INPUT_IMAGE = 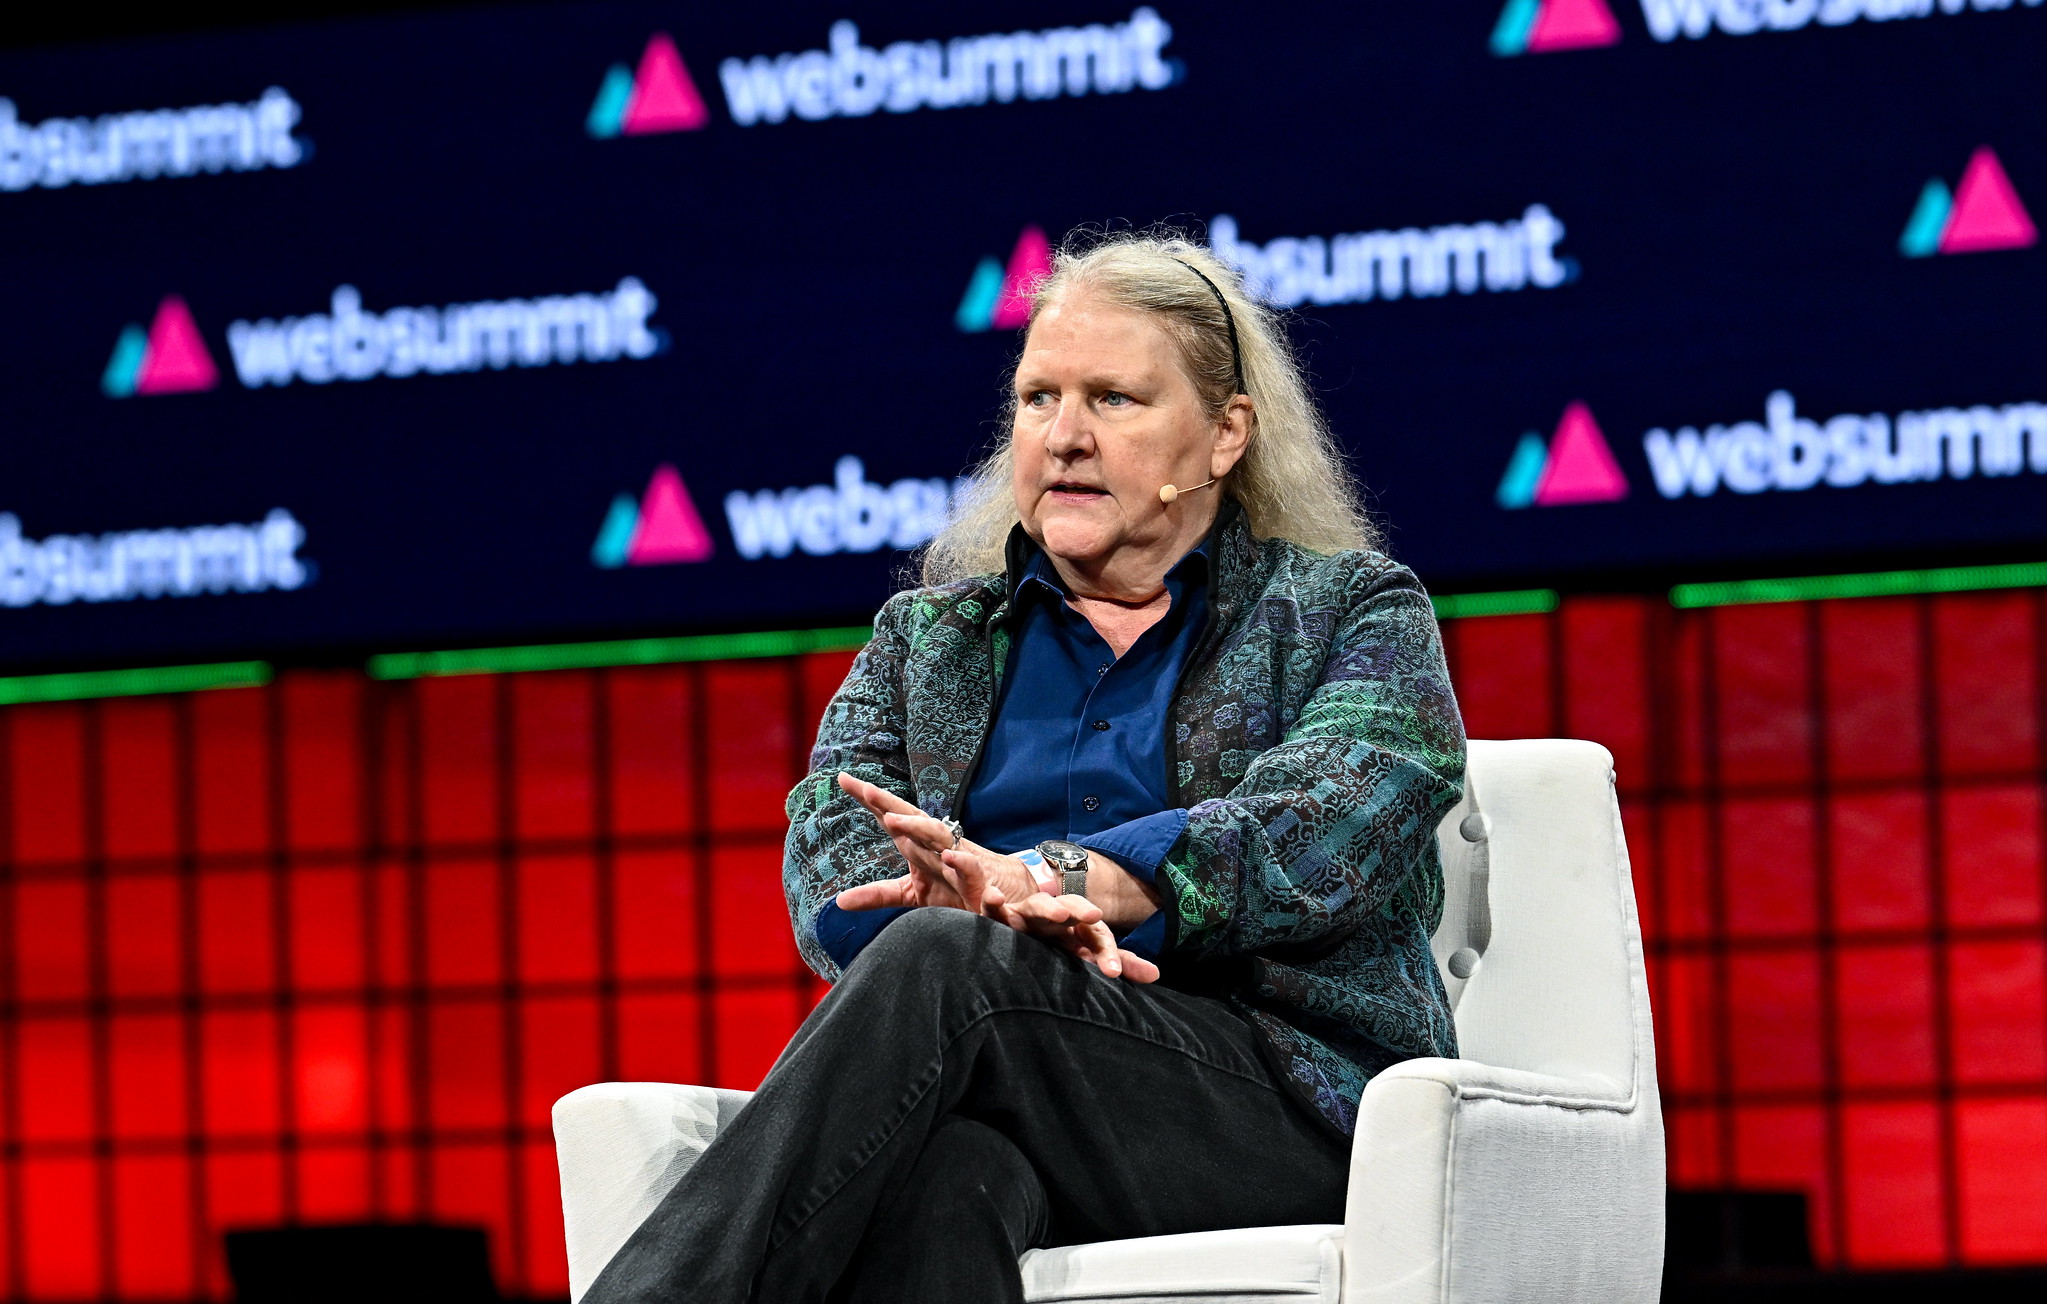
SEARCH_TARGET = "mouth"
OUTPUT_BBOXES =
[1047,481,1109,499]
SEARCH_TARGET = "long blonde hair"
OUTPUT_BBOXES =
[920,227,1377,585]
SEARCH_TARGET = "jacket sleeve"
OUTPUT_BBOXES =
[782,591,922,981]
[1159,564,1466,957]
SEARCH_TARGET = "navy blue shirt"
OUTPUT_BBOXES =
[813,542,1210,970]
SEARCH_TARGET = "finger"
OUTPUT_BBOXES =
[893,833,946,876]
[938,847,991,917]
[888,827,937,867]
[904,861,966,910]
[1116,950,1161,984]
[1016,896,1097,938]
[869,787,926,816]
[996,897,1070,935]
[1048,923,1111,973]
[884,827,953,867]
[837,773,925,828]
[837,772,891,818]
[1078,918,1123,977]
[837,771,882,805]
[901,846,962,899]
[838,772,924,817]
[1004,892,1073,925]
[1072,942,1123,978]
[882,811,958,854]
[835,876,913,912]
[1053,892,1105,925]
[994,900,1033,931]
[957,845,1024,919]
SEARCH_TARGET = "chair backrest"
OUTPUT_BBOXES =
[1430,739,1651,1090]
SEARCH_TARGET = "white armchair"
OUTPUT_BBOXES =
[553,739,1665,1302]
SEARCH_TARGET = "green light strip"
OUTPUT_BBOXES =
[367,625,875,680]
[0,660,272,706]
[1671,561,2047,609]
[1431,589,1560,620]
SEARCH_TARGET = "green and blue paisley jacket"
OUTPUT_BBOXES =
[782,505,1467,1135]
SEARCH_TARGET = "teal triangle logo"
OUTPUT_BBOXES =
[101,324,149,399]
[591,493,640,567]
[1491,0,1543,55]
[1899,179,1953,258]
[955,258,1005,333]
[587,65,636,139]
[1496,432,1549,509]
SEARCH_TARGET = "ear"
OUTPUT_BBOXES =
[1210,396,1254,480]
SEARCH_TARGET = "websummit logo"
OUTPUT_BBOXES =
[1490,0,1622,56]
[1900,146,2037,258]
[1496,402,1629,509]
[956,226,1054,333]
[587,34,711,138]
[592,464,716,567]
[102,296,219,398]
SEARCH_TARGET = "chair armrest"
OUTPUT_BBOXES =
[1366,1056,1637,1111]
[1342,1058,1663,1304]
[553,1082,754,1302]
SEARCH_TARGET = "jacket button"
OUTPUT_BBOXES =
[1082,796,1100,812]
[1093,720,1111,731]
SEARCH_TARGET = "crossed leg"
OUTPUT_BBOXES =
[584,908,1349,1304]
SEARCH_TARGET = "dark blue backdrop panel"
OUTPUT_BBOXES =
[0,1,2041,670]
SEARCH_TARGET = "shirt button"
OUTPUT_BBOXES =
[1097,664,1110,676]
[1082,795,1101,812]
[1093,720,1111,731]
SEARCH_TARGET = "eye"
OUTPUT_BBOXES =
[1024,390,1053,408]
[1101,391,1131,407]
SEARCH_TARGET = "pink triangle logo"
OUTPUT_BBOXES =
[133,296,218,395]
[1532,402,1628,505]
[1527,0,1622,53]
[1939,146,2037,255]
[626,464,715,564]
[622,33,709,134]
[989,226,1054,330]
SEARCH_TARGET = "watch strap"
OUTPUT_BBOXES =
[1061,868,1087,897]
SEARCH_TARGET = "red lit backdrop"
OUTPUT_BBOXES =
[3,591,2046,1298]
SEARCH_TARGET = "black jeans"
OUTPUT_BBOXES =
[584,908,1351,1303]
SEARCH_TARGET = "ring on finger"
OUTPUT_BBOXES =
[941,817,964,849]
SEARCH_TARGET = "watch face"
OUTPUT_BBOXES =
[1038,840,1089,871]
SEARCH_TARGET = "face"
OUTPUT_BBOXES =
[1011,289,1247,573]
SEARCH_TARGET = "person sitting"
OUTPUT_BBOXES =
[582,229,1466,1304]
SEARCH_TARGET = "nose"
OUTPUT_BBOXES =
[1042,396,1094,460]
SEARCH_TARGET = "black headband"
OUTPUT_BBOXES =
[1171,257,1247,396]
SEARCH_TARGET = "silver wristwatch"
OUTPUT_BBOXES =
[1036,840,1090,897]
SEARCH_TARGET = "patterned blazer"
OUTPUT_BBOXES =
[783,504,1467,1135]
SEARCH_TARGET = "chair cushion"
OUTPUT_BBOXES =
[1020,1224,1343,1303]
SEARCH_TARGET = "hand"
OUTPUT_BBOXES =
[831,773,1037,914]
[995,892,1161,984]
[936,841,1043,919]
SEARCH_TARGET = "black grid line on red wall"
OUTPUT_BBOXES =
[0,657,849,1300]
[1441,591,2047,1269]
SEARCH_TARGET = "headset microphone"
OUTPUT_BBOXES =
[1158,478,1217,504]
